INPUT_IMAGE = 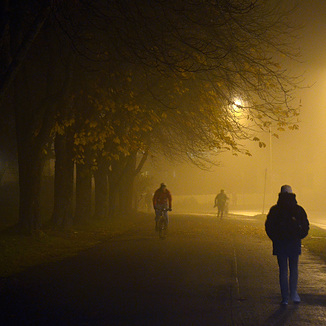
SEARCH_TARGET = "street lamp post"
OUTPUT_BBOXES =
[262,125,273,214]
[269,125,273,202]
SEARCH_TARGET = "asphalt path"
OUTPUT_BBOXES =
[0,214,325,325]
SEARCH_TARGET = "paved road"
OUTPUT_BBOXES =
[0,214,325,325]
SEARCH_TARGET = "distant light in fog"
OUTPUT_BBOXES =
[234,99,243,108]
[230,98,244,116]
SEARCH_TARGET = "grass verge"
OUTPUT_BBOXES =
[303,224,326,262]
[0,214,141,278]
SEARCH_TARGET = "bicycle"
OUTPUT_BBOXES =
[156,207,170,239]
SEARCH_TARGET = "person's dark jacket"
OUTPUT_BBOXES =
[153,188,172,209]
[265,193,309,256]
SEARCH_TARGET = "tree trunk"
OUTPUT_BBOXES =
[16,142,43,233]
[119,176,135,214]
[108,151,149,216]
[93,160,108,219]
[108,183,119,217]
[51,131,74,229]
[14,68,45,233]
[119,155,137,214]
[74,162,92,223]
[10,4,73,234]
[119,151,149,214]
[108,162,120,217]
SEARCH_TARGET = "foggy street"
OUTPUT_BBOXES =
[2,2,326,325]
[1,214,325,326]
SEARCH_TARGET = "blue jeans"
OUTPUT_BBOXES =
[155,205,169,226]
[277,254,299,301]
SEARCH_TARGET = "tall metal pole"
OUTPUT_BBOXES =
[263,126,273,214]
[269,125,273,202]
[262,168,267,214]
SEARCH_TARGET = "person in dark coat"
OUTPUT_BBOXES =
[265,185,309,305]
[214,189,228,219]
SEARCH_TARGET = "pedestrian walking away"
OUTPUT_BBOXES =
[265,185,309,305]
[214,189,228,219]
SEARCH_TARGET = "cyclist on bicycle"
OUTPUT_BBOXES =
[153,183,172,231]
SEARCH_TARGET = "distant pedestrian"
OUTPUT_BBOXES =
[265,185,309,305]
[214,189,228,219]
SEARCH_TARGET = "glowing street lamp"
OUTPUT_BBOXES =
[233,98,243,108]
[229,97,245,120]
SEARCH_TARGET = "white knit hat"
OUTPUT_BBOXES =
[280,185,293,193]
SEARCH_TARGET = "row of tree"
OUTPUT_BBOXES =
[0,0,302,233]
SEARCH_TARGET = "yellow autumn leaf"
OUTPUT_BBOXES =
[113,137,120,144]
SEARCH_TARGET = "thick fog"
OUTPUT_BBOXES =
[142,0,326,215]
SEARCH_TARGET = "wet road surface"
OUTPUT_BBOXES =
[0,214,325,325]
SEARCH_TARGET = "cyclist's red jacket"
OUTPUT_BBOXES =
[153,188,172,209]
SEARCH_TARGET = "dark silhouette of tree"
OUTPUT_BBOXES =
[55,0,301,162]
[1,0,304,232]
[0,1,53,104]
[12,18,73,233]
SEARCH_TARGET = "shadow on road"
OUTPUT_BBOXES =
[264,305,298,326]
[300,293,326,306]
